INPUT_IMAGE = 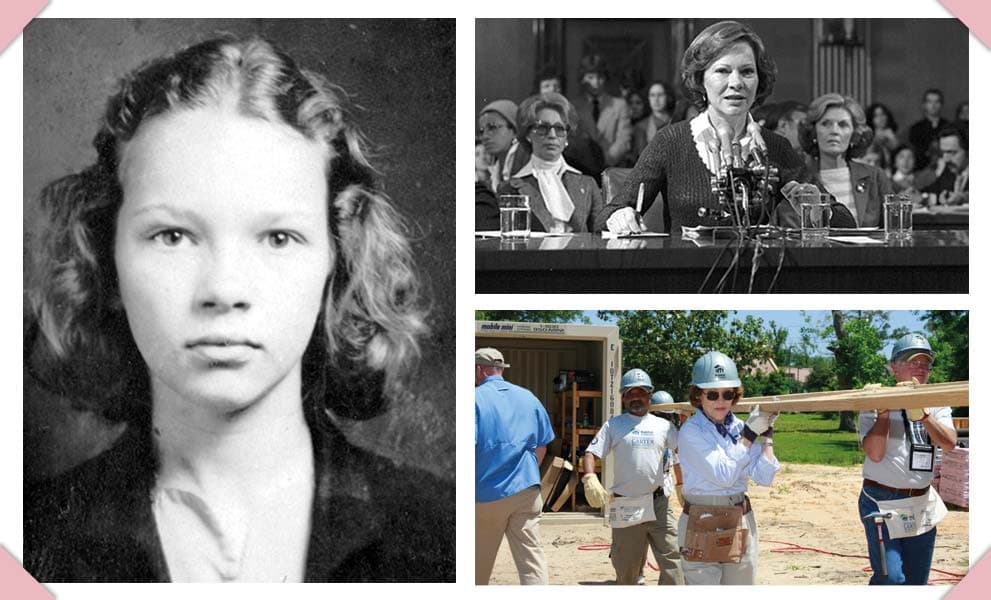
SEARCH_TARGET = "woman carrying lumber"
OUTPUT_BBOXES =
[858,333,957,585]
[676,351,779,584]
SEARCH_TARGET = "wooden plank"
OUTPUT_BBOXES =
[540,457,565,503]
[669,381,968,413]
[550,471,579,512]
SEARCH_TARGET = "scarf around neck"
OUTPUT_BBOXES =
[701,408,739,442]
[530,155,575,223]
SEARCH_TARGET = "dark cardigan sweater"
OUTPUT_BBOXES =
[594,120,808,232]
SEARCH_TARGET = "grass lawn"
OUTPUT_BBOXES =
[733,412,865,466]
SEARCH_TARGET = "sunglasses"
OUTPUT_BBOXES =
[705,390,737,402]
[532,121,569,137]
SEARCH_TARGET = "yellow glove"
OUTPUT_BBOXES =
[675,484,685,508]
[896,377,921,387]
[862,383,883,391]
[582,473,610,508]
[907,407,930,422]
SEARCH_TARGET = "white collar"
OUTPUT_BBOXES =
[514,155,582,179]
[689,111,759,176]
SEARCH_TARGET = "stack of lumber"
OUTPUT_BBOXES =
[937,447,969,508]
[539,455,577,512]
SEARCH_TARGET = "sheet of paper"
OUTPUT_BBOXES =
[601,231,669,239]
[827,236,886,245]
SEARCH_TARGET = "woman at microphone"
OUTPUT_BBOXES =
[596,21,807,233]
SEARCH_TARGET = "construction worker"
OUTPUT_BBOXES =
[858,333,957,585]
[677,351,779,585]
[475,348,553,585]
[581,368,681,585]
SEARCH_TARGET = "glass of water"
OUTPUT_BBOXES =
[884,194,913,241]
[798,190,831,240]
[499,194,531,240]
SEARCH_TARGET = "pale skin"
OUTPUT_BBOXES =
[861,357,958,462]
[115,105,331,582]
[476,365,547,462]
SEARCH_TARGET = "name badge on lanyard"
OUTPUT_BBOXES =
[903,410,935,472]
[910,443,935,472]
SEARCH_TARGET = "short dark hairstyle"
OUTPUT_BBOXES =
[578,54,609,81]
[681,20,777,112]
[865,102,898,133]
[765,100,807,131]
[937,126,968,151]
[28,36,425,424]
[534,65,563,94]
[923,88,944,103]
[799,93,874,160]
[515,92,579,153]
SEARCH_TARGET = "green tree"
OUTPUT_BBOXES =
[829,311,891,431]
[474,310,589,324]
[598,310,775,400]
[921,310,968,383]
[804,357,838,392]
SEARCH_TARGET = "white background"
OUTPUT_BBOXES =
[2,0,980,597]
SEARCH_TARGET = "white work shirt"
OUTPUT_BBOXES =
[586,413,678,497]
[858,407,953,488]
[678,409,779,496]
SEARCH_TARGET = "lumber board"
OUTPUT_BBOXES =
[669,381,968,413]
[550,471,579,512]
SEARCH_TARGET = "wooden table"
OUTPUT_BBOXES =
[476,230,968,293]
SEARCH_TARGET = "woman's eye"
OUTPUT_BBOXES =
[153,229,186,247]
[267,231,294,248]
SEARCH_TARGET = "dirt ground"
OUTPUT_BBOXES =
[487,463,969,585]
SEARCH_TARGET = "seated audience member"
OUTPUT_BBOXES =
[498,92,605,233]
[571,54,633,167]
[478,100,530,193]
[535,67,563,95]
[952,100,968,139]
[921,127,968,205]
[908,88,950,170]
[866,102,899,171]
[633,80,677,157]
[890,144,920,194]
[766,100,808,155]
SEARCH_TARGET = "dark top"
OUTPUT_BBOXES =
[594,121,807,232]
[23,412,455,582]
[908,117,950,169]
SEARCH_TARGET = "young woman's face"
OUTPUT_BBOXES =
[871,106,888,129]
[815,106,854,159]
[648,83,668,115]
[114,107,332,415]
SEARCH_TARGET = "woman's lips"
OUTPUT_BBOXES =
[186,338,260,365]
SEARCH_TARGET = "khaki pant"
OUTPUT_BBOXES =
[610,492,685,585]
[677,493,759,585]
[475,486,548,585]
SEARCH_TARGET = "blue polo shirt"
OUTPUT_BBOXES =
[475,375,555,503]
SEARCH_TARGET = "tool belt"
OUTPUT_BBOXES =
[680,499,749,563]
[682,495,752,516]
[863,479,930,498]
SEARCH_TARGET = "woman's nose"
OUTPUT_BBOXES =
[194,248,253,313]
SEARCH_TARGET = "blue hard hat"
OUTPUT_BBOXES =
[620,368,654,393]
[651,390,674,405]
[891,333,934,363]
[691,351,741,389]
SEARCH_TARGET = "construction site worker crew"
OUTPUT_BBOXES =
[677,351,779,585]
[475,348,554,585]
[581,369,683,585]
[858,333,957,585]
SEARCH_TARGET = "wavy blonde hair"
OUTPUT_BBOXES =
[28,36,425,422]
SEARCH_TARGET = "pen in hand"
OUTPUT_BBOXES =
[635,183,646,232]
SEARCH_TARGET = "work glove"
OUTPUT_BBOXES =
[675,484,685,508]
[744,404,772,437]
[582,473,610,508]
[896,377,921,387]
[907,407,930,422]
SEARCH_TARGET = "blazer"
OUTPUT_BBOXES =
[774,159,891,228]
[23,412,455,582]
[572,93,633,166]
[501,168,605,233]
